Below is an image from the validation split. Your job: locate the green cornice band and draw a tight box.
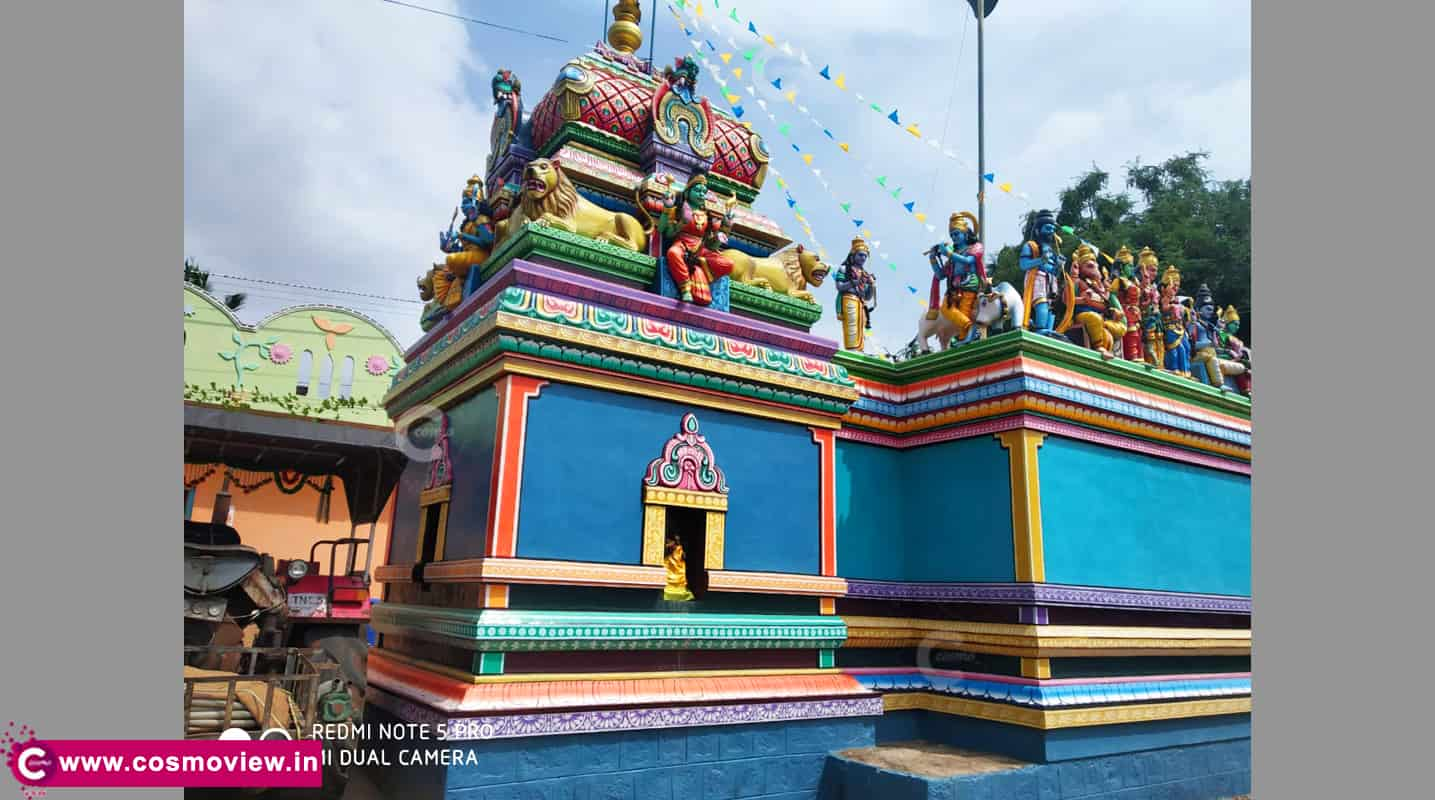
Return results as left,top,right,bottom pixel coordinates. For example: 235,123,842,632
370,604,848,652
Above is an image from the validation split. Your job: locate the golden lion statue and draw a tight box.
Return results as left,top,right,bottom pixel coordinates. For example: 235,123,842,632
722,245,831,303
496,158,647,252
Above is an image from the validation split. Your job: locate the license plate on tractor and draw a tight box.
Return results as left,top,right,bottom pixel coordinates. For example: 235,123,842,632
287,593,328,617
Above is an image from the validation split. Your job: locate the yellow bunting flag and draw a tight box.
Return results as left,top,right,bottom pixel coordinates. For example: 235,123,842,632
915,212,927,223
785,90,796,103
696,3,704,17
764,34,775,46
862,229,870,238
720,52,732,63
802,153,813,165
838,142,850,153
733,67,743,78
834,73,847,90
905,124,922,138
1000,182,1013,193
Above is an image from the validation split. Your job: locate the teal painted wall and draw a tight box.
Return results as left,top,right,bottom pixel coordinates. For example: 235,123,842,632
903,437,1014,581
441,389,499,560
836,436,1015,582
387,459,427,564
835,441,908,580
516,383,821,572
1038,436,1251,595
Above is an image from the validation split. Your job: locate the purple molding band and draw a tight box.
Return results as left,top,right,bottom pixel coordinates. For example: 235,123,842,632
843,579,1251,614
837,413,1251,476
365,686,884,742
845,668,1253,688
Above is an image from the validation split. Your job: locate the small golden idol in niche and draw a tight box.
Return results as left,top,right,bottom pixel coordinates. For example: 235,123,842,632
663,535,694,602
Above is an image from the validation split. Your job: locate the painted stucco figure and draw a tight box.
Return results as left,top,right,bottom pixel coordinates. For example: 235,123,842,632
487,69,523,178
421,175,496,330
835,238,878,352
1019,210,1074,337
1069,243,1127,359
724,245,831,302
1218,305,1252,396
656,173,736,305
1189,284,1226,387
1136,247,1164,366
497,158,647,252
1109,246,1144,360
663,535,695,602
926,211,987,343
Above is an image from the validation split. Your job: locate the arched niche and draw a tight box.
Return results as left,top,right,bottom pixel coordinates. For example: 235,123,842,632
641,413,729,598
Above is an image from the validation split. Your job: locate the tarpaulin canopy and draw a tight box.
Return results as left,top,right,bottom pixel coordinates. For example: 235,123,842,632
183,405,408,526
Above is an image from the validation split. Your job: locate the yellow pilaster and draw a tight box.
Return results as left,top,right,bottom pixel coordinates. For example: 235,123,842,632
996,430,1047,583
1020,657,1051,679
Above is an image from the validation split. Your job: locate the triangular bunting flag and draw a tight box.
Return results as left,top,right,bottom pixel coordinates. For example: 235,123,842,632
840,202,852,213
820,65,831,80
787,197,797,208
725,93,740,104
834,73,847,90
908,285,917,293
719,52,732,63
776,177,786,188
755,59,765,73
785,90,796,103
1000,182,1013,193
748,21,758,34
683,27,693,37
876,176,887,186
869,103,883,112
732,105,744,118
771,77,782,89
904,202,915,212
757,98,768,110
839,142,850,153
812,168,822,177
778,122,789,135
891,187,902,198
802,154,813,165
888,109,900,124
792,143,801,152
707,40,717,51
823,128,834,139
782,42,793,55
730,9,739,22
696,2,703,16
906,124,922,138
926,224,937,232
915,212,927,223
861,230,870,238
983,173,995,183
853,219,864,228
742,48,755,61
800,50,811,66
733,67,743,78
763,34,775,46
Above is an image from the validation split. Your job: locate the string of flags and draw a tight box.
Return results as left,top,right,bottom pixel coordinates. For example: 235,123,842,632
675,0,1039,211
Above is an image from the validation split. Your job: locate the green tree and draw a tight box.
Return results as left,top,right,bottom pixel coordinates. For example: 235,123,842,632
991,151,1252,340
184,257,247,312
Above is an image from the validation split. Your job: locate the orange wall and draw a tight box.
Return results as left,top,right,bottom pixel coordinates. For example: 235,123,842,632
188,472,393,599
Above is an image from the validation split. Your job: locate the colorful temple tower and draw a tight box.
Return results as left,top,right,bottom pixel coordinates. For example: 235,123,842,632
367,6,1250,798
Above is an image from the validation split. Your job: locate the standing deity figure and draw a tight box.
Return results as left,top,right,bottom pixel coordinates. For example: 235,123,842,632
1159,266,1190,375
656,173,737,305
835,238,878,351
925,212,988,341
1109,246,1144,360
1068,243,1127,359
663,535,694,602
1217,305,1252,397
1189,284,1226,387
1136,247,1164,366
1019,210,1074,336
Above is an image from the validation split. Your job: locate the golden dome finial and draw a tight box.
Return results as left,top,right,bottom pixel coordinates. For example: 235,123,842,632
608,0,643,54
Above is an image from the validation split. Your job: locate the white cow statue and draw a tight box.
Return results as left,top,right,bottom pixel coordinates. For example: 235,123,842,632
914,282,1026,353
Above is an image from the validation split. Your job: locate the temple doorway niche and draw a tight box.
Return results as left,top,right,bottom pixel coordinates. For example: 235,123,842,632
641,413,729,604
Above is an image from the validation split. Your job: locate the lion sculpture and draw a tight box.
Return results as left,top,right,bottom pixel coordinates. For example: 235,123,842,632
496,158,647,252
721,245,831,303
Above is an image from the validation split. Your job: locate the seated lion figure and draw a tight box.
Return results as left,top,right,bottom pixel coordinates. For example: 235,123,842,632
721,245,831,303
496,158,647,252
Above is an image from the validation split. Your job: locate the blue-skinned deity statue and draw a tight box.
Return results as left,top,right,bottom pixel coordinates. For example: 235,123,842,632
1019,210,1073,337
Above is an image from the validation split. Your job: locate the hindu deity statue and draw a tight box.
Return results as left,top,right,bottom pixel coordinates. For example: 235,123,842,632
655,173,737,305
421,175,496,329
663,535,694,602
834,238,878,351
1068,243,1127,359
1019,210,1073,336
1217,305,1252,396
1189,284,1225,387
1108,246,1144,360
925,212,988,341
487,69,523,178
1136,247,1164,366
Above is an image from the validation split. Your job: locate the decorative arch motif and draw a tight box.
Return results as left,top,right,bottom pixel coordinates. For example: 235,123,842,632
643,413,728,494
641,413,728,573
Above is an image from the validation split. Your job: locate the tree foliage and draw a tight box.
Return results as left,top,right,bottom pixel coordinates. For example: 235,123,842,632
990,151,1252,340
184,256,247,312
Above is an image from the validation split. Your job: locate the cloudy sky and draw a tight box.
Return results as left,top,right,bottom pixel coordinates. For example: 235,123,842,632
185,0,1250,353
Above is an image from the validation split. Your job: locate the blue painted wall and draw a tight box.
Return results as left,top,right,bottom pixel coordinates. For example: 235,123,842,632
385,459,427,564
440,389,498,561
517,383,822,573
836,436,1014,582
1038,436,1251,595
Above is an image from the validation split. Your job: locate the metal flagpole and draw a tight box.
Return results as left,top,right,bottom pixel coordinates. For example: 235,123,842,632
976,0,986,248
649,0,658,70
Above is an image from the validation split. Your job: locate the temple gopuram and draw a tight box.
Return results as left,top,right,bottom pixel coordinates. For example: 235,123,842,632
366,5,1251,798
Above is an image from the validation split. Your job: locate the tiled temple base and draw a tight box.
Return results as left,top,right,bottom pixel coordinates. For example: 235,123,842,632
822,738,1251,800
363,704,876,800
